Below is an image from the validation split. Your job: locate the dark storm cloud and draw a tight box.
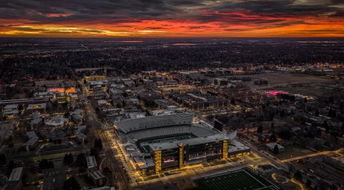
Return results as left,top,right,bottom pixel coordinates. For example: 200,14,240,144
271,21,307,27
329,10,344,17
0,0,343,25
0,0,184,21
208,0,344,17
192,13,286,25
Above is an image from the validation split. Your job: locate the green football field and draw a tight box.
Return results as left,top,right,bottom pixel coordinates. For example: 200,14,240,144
196,169,277,190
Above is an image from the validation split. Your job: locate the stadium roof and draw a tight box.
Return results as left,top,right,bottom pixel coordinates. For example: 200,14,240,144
126,124,217,141
114,113,193,134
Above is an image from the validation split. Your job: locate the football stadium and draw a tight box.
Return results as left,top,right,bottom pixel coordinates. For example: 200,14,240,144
113,113,250,174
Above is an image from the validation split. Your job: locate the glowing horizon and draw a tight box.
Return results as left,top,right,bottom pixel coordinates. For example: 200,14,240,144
1,0,344,38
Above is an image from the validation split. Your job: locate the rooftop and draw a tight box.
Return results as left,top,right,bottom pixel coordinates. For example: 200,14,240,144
89,169,105,180
86,156,97,169
8,167,23,182
4,104,18,109
114,113,193,134
27,103,46,110
45,115,68,126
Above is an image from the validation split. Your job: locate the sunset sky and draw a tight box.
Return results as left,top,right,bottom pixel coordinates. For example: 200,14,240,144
1,0,344,37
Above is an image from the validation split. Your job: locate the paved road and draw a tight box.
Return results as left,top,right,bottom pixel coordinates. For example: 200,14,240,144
239,137,344,172
239,137,289,171
280,148,344,163
80,80,131,190
136,152,268,186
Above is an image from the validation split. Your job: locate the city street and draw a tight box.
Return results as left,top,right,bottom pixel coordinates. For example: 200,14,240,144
81,81,132,190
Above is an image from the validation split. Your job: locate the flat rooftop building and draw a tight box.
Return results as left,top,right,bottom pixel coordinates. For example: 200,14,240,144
8,167,23,182
0,97,49,106
27,103,46,112
45,115,68,127
86,156,98,169
88,169,106,186
2,104,19,118
5,167,23,190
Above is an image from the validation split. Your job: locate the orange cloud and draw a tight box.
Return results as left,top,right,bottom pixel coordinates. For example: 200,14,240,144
1,15,343,37
45,13,73,18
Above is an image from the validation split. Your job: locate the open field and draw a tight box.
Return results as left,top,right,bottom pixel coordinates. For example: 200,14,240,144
235,72,336,96
273,84,335,97
238,72,334,85
235,72,336,95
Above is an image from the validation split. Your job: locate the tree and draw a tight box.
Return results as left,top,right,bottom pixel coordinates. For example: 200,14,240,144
39,159,54,171
328,109,336,118
257,125,263,134
294,171,302,180
63,176,81,190
328,96,334,104
90,148,100,159
69,154,74,164
270,134,277,142
0,154,6,166
6,160,15,175
63,154,68,165
270,123,275,133
94,139,103,150
323,121,329,133
273,145,280,154
18,104,24,112
315,109,320,116
64,112,70,118
103,167,112,174
63,154,74,166
76,153,87,168
278,130,292,140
